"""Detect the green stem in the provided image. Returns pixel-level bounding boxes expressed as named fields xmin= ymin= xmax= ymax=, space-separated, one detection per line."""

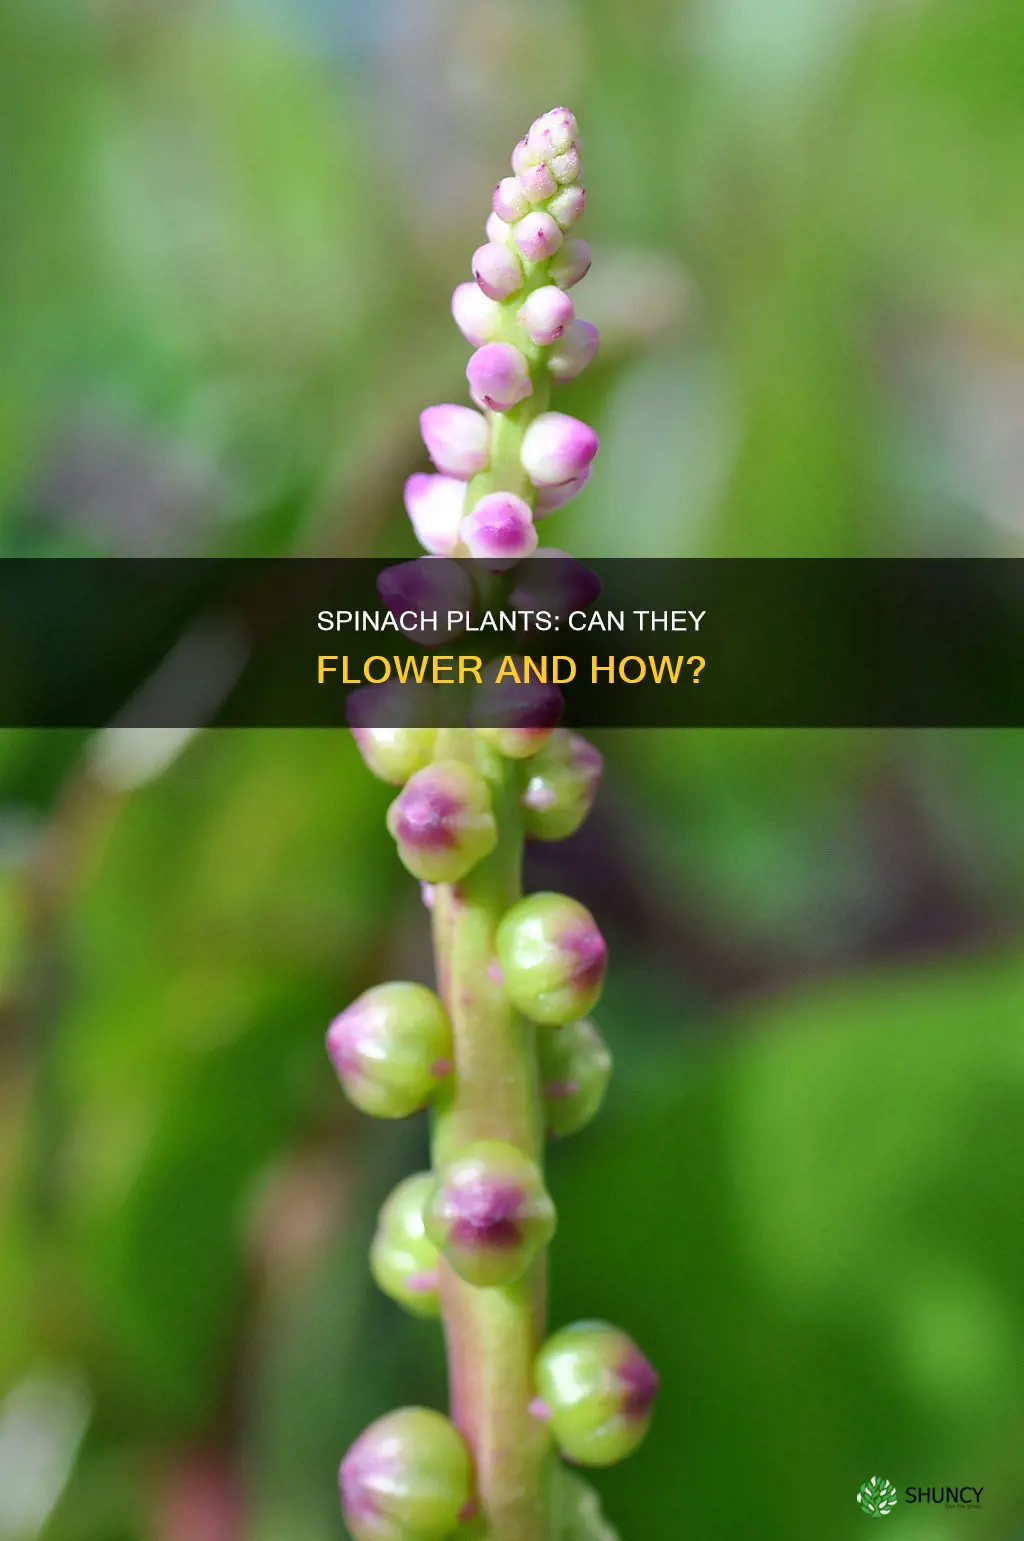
xmin=430 ymin=729 xmax=550 ymax=1541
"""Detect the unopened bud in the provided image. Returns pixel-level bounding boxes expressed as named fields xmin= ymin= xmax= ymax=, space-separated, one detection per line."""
xmin=461 ymin=493 xmax=538 ymax=560
xmin=521 ymin=730 xmax=603 ymax=842
xmin=548 ymin=320 xmax=600 ymax=384
xmin=533 ymin=1323 xmax=658 ymax=1467
xmin=526 ymin=107 xmax=579 ymax=160
xmin=548 ymin=238 xmax=592 ymax=290
xmin=340 ymin=1407 xmax=473 ymax=1541
xmin=517 ymin=286 xmax=574 ymax=347
xmin=420 ymin=405 xmax=491 ymax=479
xmin=539 ymin=1018 xmax=612 ymax=1137
xmin=351 ymin=726 xmax=436 ymax=786
xmin=472 ymin=241 xmax=524 ymax=301
xmin=370 ymin=1173 xmax=441 ymax=1319
xmin=387 ymin=761 xmax=498 ymax=883
xmin=404 ymin=473 xmax=466 ymax=556
xmin=547 ymin=185 xmax=586 ymax=231
xmin=521 ymin=412 xmax=599 ymax=488
xmin=535 ymin=468 xmax=592 ymax=516
xmin=326 ymin=982 xmax=453 ymax=1120
xmin=514 ymin=213 xmax=564 ymax=264
xmin=426 ymin=1139 xmax=555 ymax=1287
xmin=452 ymin=282 xmax=502 ymax=347
xmin=485 ymin=211 xmax=512 ymax=246
xmin=467 ymin=343 xmax=533 ymax=413
xmin=496 ymin=892 xmax=607 ymax=1025
xmin=549 ymin=147 xmax=582 ymax=185
xmin=471 ymin=655 xmax=563 ymax=757
xmin=493 ymin=177 xmax=530 ymax=223
xmin=519 ymin=162 xmax=557 ymax=203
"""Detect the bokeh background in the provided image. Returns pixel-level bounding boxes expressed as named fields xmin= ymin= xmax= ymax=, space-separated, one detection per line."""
xmin=2 ymin=1 xmax=1024 ymax=1538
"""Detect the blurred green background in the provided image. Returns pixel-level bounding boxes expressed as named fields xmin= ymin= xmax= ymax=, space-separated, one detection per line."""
xmin=2 ymin=1 xmax=1024 ymax=1538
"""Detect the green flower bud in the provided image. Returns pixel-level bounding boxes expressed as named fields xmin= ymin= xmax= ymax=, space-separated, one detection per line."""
xmin=386 ymin=761 xmax=499 ymax=883
xmin=370 ymin=1173 xmax=441 ymax=1319
xmin=533 ymin=1322 xmax=659 ymax=1468
xmin=475 ymin=724 xmax=556 ymax=761
xmin=426 ymin=1139 xmax=555 ymax=1287
xmin=340 ymin=1406 xmax=473 ymax=1541
xmin=496 ymin=893 xmax=607 ymax=1026
xmin=327 ymin=983 xmax=453 ymax=1119
xmin=352 ymin=727 xmax=437 ymax=786
xmin=539 ymin=1019 xmax=612 ymax=1138
xmin=522 ymin=731 xmax=603 ymax=842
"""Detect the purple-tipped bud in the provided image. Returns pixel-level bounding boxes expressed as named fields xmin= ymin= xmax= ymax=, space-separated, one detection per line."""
xmin=549 ymin=147 xmax=582 ymax=185
xmin=351 ymin=724 xmax=436 ymax=786
xmin=461 ymin=493 xmax=538 ymax=560
xmin=485 ymin=211 xmax=512 ymax=245
xmin=519 ymin=162 xmax=557 ymax=203
xmin=535 ymin=468 xmax=592 ymax=516
xmin=526 ymin=107 xmax=579 ymax=160
xmin=386 ymin=761 xmax=498 ymax=883
xmin=521 ymin=412 xmax=599 ymax=488
xmin=517 ymin=286 xmax=575 ymax=346
xmin=493 ymin=176 xmax=530 ymax=223
xmin=425 ymin=1139 xmax=556 ymax=1288
xmin=370 ymin=1172 xmax=442 ymax=1320
xmin=514 ymin=213 xmax=564 ymax=264
xmin=548 ymin=238 xmax=592 ymax=290
xmin=533 ymin=1323 xmax=659 ymax=1468
xmin=404 ymin=474 xmax=466 ymax=556
xmin=420 ymin=405 xmax=491 ymax=479
xmin=539 ymin=1017 xmax=612 ymax=1137
xmin=548 ymin=319 xmax=600 ymax=384
xmin=467 ymin=343 xmax=533 ymax=413
xmin=470 ymin=654 xmax=563 ymax=757
xmin=521 ymin=730 xmax=604 ymax=842
xmin=547 ymin=185 xmax=586 ymax=230
xmin=326 ymin=982 xmax=453 ymax=1120
xmin=472 ymin=241 xmax=524 ymax=301
xmin=377 ymin=558 xmax=474 ymax=646
xmin=496 ymin=892 xmax=607 ymax=1026
xmin=340 ymin=1407 xmax=472 ymax=1541
xmin=452 ymin=281 xmax=502 ymax=346
xmin=508 ymin=556 xmax=602 ymax=621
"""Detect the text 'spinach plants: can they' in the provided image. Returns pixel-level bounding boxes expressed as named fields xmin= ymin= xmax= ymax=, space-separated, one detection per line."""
xmin=329 ymin=109 xmax=658 ymax=1541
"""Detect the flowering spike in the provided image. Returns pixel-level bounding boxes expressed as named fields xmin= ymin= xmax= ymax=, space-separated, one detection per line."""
xmin=513 ymin=212 xmax=564 ymax=264
xmin=351 ymin=726 xmax=437 ymax=787
xmin=533 ymin=1323 xmax=659 ymax=1467
xmin=539 ymin=1018 xmax=612 ymax=1137
xmin=370 ymin=1172 xmax=441 ymax=1319
xmin=420 ymin=405 xmax=491 ymax=480
xmin=340 ymin=1407 xmax=473 ymax=1541
xmin=521 ymin=730 xmax=604 ymax=841
xmin=548 ymin=237 xmax=592 ymax=290
xmin=426 ymin=1139 xmax=556 ymax=1287
xmin=466 ymin=343 xmax=533 ymax=413
xmin=521 ymin=412 xmax=600 ymax=488
xmin=403 ymin=474 xmax=466 ymax=555
xmin=472 ymin=242 xmax=524 ymax=301
xmin=517 ymin=286 xmax=575 ymax=347
xmin=461 ymin=492 xmax=538 ymax=560
xmin=496 ymin=892 xmax=607 ymax=1025
xmin=387 ymin=761 xmax=498 ymax=883
xmin=451 ymin=282 xmax=502 ymax=346
xmin=326 ymin=982 xmax=453 ymax=1120
xmin=548 ymin=319 xmax=600 ymax=384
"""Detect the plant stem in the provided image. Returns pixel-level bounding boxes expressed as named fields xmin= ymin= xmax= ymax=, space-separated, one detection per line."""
xmin=430 ymin=729 xmax=550 ymax=1541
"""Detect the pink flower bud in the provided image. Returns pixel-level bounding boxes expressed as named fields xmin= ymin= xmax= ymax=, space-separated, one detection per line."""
xmin=420 ymin=404 xmax=491 ymax=479
xmin=461 ymin=493 xmax=538 ymax=560
xmin=517 ymin=286 xmax=575 ymax=346
xmin=534 ymin=468 xmax=592 ymax=517
xmin=548 ymin=238 xmax=592 ymax=290
xmin=548 ymin=185 xmax=586 ymax=230
xmin=493 ymin=177 xmax=530 ymax=223
xmin=403 ymin=473 xmax=466 ymax=554
xmin=549 ymin=147 xmax=582 ymax=185
xmin=527 ymin=107 xmax=579 ymax=160
xmin=512 ymin=137 xmax=542 ymax=175
xmin=548 ymin=319 xmax=599 ymax=383
xmin=485 ymin=211 xmax=512 ymax=245
xmin=452 ymin=282 xmax=501 ymax=346
xmin=519 ymin=162 xmax=557 ymax=203
xmin=521 ymin=412 xmax=599 ymax=488
xmin=472 ymin=241 xmax=524 ymax=301
xmin=467 ymin=343 xmax=533 ymax=412
xmin=514 ymin=213 xmax=564 ymax=264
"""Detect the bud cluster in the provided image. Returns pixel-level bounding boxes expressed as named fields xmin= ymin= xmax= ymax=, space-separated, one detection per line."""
xmin=332 ymin=113 xmax=658 ymax=1540
xmin=405 ymin=107 xmax=601 ymax=562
